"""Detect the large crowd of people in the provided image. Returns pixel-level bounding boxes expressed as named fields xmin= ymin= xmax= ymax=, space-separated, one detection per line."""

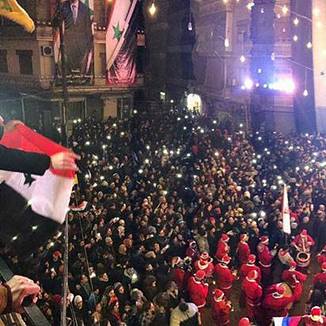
xmin=4 ymin=106 xmax=326 ymax=325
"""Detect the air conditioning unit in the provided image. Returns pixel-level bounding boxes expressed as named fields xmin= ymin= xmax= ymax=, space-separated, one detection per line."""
xmin=41 ymin=45 xmax=53 ymax=57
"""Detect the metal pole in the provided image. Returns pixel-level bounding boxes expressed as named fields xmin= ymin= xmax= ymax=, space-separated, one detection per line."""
xmin=56 ymin=1 xmax=69 ymax=325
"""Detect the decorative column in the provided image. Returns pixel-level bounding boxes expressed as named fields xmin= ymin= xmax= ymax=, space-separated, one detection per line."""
xmin=312 ymin=0 xmax=326 ymax=133
xmin=250 ymin=0 xmax=275 ymax=130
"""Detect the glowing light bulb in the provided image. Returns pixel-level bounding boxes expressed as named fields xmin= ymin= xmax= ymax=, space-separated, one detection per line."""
xmin=293 ymin=35 xmax=298 ymax=42
xmin=246 ymin=2 xmax=254 ymax=10
xmin=303 ymin=89 xmax=308 ymax=97
xmin=240 ymin=55 xmax=246 ymax=63
xmin=282 ymin=5 xmax=289 ymax=15
xmin=188 ymin=21 xmax=193 ymax=31
xmin=148 ymin=2 xmax=157 ymax=16
xmin=307 ymin=42 xmax=312 ymax=49
xmin=224 ymin=38 xmax=230 ymax=48
xmin=293 ymin=17 xmax=299 ymax=26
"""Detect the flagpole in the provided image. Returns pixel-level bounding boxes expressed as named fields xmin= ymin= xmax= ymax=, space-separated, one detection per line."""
xmin=56 ymin=1 xmax=69 ymax=325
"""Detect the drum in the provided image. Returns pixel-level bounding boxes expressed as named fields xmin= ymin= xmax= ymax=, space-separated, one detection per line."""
xmin=296 ymin=251 xmax=311 ymax=268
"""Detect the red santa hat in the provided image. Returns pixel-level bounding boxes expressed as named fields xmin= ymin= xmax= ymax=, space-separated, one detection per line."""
xmin=238 ymin=318 xmax=250 ymax=326
xmin=248 ymin=254 xmax=256 ymax=264
xmin=311 ymin=306 xmax=322 ymax=322
xmin=53 ymin=250 xmax=62 ymax=259
xmin=221 ymin=233 xmax=230 ymax=242
xmin=259 ymin=236 xmax=269 ymax=244
xmin=322 ymin=262 xmax=326 ymax=272
xmin=213 ymin=289 xmax=224 ymax=301
xmin=221 ymin=255 xmax=231 ymax=264
xmin=300 ymin=229 xmax=308 ymax=237
xmin=194 ymin=270 xmax=206 ymax=281
xmin=289 ymin=261 xmax=297 ymax=269
xmin=247 ymin=270 xmax=258 ymax=281
xmin=240 ymin=234 xmax=248 ymax=241
xmin=273 ymin=284 xmax=285 ymax=298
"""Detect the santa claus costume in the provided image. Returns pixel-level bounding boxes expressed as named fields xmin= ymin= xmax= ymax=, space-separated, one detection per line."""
xmin=187 ymin=270 xmax=209 ymax=312
xmin=313 ymin=262 xmax=326 ymax=286
xmin=281 ymin=261 xmax=307 ymax=302
xmin=257 ymin=236 xmax=274 ymax=284
xmin=170 ymin=256 xmax=186 ymax=291
xmin=186 ymin=240 xmax=199 ymax=261
xmin=215 ymin=234 xmax=230 ymax=262
xmin=241 ymin=270 xmax=263 ymax=321
xmin=262 ymin=283 xmax=293 ymax=323
xmin=316 ymin=245 xmax=326 ymax=269
xmin=300 ymin=306 xmax=326 ymax=325
xmin=237 ymin=234 xmax=251 ymax=266
xmin=239 ymin=254 xmax=262 ymax=283
xmin=214 ymin=255 xmax=236 ymax=298
xmin=211 ymin=289 xmax=232 ymax=326
xmin=291 ymin=229 xmax=315 ymax=253
xmin=194 ymin=252 xmax=214 ymax=278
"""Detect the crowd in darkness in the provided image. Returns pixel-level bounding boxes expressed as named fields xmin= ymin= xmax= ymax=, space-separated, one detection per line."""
xmin=5 ymin=107 xmax=326 ymax=325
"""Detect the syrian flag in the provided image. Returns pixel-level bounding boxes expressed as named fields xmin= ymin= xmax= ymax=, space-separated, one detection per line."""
xmin=282 ymin=184 xmax=291 ymax=235
xmin=0 ymin=125 xmax=74 ymax=258
xmin=273 ymin=316 xmax=302 ymax=326
xmin=106 ymin=0 xmax=138 ymax=84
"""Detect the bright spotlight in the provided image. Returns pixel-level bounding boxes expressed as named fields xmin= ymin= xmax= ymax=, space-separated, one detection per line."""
xmin=243 ymin=78 xmax=253 ymax=90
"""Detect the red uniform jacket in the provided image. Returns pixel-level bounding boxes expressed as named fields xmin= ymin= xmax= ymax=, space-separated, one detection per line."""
xmin=282 ymin=270 xmax=307 ymax=302
xmin=313 ymin=272 xmax=326 ymax=285
xmin=263 ymin=293 xmax=293 ymax=317
xmin=187 ymin=276 xmax=209 ymax=308
xmin=238 ymin=241 xmax=250 ymax=265
xmin=171 ymin=267 xmax=185 ymax=290
xmin=257 ymin=243 xmax=273 ymax=269
xmin=194 ymin=260 xmax=214 ymax=278
xmin=211 ymin=297 xmax=231 ymax=325
xmin=317 ymin=253 xmax=326 ymax=268
xmin=215 ymin=240 xmax=230 ymax=261
xmin=239 ymin=263 xmax=262 ymax=283
xmin=214 ymin=263 xmax=235 ymax=291
xmin=241 ymin=278 xmax=263 ymax=305
xmin=292 ymin=234 xmax=315 ymax=251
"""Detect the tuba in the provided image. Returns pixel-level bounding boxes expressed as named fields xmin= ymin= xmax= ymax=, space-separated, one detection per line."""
xmin=296 ymin=235 xmax=311 ymax=268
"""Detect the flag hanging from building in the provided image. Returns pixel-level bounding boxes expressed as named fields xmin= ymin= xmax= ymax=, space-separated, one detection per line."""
xmin=0 ymin=0 xmax=35 ymax=32
xmin=106 ymin=0 xmax=138 ymax=85
xmin=281 ymin=184 xmax=291 ymax=234
xmin=0 ymin=125 xmax=75 ymax=257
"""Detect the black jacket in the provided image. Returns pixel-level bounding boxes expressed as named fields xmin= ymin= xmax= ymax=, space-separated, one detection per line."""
xmin=0 ymin=126 xmax=50 ymax=175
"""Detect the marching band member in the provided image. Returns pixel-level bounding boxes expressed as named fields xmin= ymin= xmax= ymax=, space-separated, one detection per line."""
xmin=215 ymin=234 xmax=230 ymax=261
xmin=257 ymin=236 xmax=275 ymax=283
xmin=186 ymin=240 xmax=199 ymax=261
xmin=281 ymin=261 xmax=307 ymax=302
xmin=170 ymin=257 xmax=185 ymax=291
xmin=187 ymin=270 xmax=209 ymax=312
xmin=214 ymin=255 xmax=236 ymax=298
xmin=211 ymin=289 xmax=232 ymax=326
xmin=313 ymin=262 xmax=326 ymax=286
xmin=194 ymin=252 xmax=214 ymax=278
xmin=263 ymin=283 xmax=293 ymax=321
xmin=237 ymin=233 xmax=251 ymax=266
xmin=239 ymin=254 xmax=262 ymax=283
xmin=300 ymin=306 xmax=326 ymax=325
xmin=241 ymin=270 xmax=263 ymax=321
xmin=291 ymin=229 xmax=315 ymax=254
xmin=316 ymin=245 xmax=326 ymax=269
